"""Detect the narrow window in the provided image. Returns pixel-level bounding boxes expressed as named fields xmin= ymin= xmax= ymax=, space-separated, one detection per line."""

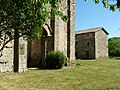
xmin=86 ymin=41 xmax=90 ymax=46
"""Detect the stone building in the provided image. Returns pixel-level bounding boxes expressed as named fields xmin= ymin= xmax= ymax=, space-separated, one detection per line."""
xmin=0 ymin=0 xmax=76 ymax=72
xmin=0 ymin=37 xmax=27 ymax=72
xmin=28 ymin=0 xmax=75 ymax=67
xmin=75 ymin=27 xmax=108 ymax=59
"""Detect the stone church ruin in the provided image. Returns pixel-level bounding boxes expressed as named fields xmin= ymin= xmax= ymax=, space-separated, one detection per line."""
xmin=0 ymin=0 xmax=76 ymax=72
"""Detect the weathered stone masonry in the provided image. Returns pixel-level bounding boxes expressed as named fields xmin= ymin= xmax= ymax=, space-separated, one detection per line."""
xmin=75 ymin=27 xmax=108 ymax=59
xmin=0 ymin=37 xmax=27 ymax=72
xmin=0 ymin=0 xmax=76 ymax=72
xmin=28 ymin=0 xmax=76 ymax=68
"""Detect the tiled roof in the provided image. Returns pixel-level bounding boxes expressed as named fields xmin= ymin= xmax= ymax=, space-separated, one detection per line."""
xmin=76 ymin=27 xmax=109 ymax=35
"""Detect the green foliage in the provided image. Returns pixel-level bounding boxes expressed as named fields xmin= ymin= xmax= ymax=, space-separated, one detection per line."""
xmin=0 ymin=0 xmax=67 ymax=39
xmin=108 ymin=37 xmax=120 ymax=56
xmin=109 ymin=4 xmax=117 ymax=11
xmin=45 ymin=51 xmax=67 ymax=69
xmin=84 ymin=0 xmax=120 ymax=12
xmin=0 ymin=0 xmax=67 ymax=54
xmin=93 ymin=0 xmax=99 ymax=4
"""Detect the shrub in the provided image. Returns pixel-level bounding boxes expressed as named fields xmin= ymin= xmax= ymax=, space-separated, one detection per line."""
xmin=45 ymin=51 xmax=67 ymax=69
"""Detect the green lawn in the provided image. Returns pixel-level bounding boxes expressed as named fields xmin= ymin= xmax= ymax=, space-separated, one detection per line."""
xmin=1 ymin=58 xmax=120 ymax=90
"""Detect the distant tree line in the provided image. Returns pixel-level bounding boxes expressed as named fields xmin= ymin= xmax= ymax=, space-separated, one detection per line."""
xmin=108 ymin=37 xmax=120 ymax=57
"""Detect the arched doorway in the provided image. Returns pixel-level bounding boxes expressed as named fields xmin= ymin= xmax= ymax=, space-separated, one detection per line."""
xmin=27 ymin=24 xmax=53 ymax=68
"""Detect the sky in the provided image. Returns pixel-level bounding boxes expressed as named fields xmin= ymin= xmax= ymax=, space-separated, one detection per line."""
xmin=75 ymin=0 xmax=120 ymax=38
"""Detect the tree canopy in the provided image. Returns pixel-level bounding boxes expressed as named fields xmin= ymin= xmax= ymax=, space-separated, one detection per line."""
xmin=108 ymin=37 xmax=120 ymax=57
xmin=85 ymin=0 xmax=120 ymax=11
xmin=0 ymin=0 xmax=67 ymax=38
xmin=0 ymin=0 xmax=67 ymax=56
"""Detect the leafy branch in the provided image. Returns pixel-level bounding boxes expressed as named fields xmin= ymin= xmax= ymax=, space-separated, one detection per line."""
xmin=84 ymin=0 xmax=120 ymax=12
xmin=0 ymin=0 xmax=67 ymax=56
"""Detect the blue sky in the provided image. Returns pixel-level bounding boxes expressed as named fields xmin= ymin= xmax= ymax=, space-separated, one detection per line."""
xmin=75 ymin=0 xmax=120 ymax=38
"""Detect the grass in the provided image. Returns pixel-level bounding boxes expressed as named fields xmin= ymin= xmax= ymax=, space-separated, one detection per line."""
xmin=1 ymin=58 xmax=120 ymax=90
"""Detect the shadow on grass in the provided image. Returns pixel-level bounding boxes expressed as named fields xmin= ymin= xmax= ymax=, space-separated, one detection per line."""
xmin=76 ymin=63 xmax=82 ymax=67
xmin=28 ymin=67 xmax=62 ymax=71
xmin=110 ymin=57 xmax=120 ymax=60
xmin=76 ymin=58 xmax=96 ymax=61
xmin=115 ymin=57 xmax=120 ymax=60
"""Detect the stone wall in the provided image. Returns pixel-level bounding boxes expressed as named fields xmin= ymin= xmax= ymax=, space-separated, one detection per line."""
xmin=95 ymin=30 xmax=108 ymax=58
xmin=54 ymin=16 xmax=67 ymax=54
xmin=27 ymin=39 xmax=42 ymax=67
xmin=75 ymin=29 xmax=108 ymax=59
xmin=0 ymin=41 xmax=13 ymax=72
xmin=0 ymin=37 xmax=27 ymax=72
xmin=69 ymin=0 xmax=76 ymax=61
xmin=54 ymin=0 xmax=76 ymax=61
xmin=28 ymin=0 xmax=76 ymax=66
xmin=18 ymin=37 xmax=27 ymax=72
xmin=54 ymin=0 xmax=67 ymax=57
xmin=75 ymin=33 xmax=95 ymax=59
xmin=0 ymin=0 xmax=76 ymax=72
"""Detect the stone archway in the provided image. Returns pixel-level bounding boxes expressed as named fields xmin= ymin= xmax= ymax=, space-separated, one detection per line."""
xmin=27 ymin=24 xmax=53 ymax=68
xmin=40 ymin=25 xmax=53 ymax=67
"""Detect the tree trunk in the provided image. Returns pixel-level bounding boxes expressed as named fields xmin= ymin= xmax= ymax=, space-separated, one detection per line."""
xmin=13 ymin=30 xmax=19 ymax=72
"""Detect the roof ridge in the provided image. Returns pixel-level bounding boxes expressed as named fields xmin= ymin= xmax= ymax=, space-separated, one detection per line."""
xmin=76 ymin=27 xmax=109 ymax=35
xmin=76 ymin=27 xmax=103 ymax=32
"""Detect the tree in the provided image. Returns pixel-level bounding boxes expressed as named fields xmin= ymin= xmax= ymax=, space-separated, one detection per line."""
xmin=0 ymin=0 xmax=67 ymax=72
xmin=0 ymin=0 xmax=67 ymax=54
xmin=85 ymin=0 xmax=120 ymax=11
xmin=108 ymin=37 xmax=120 ymax=57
